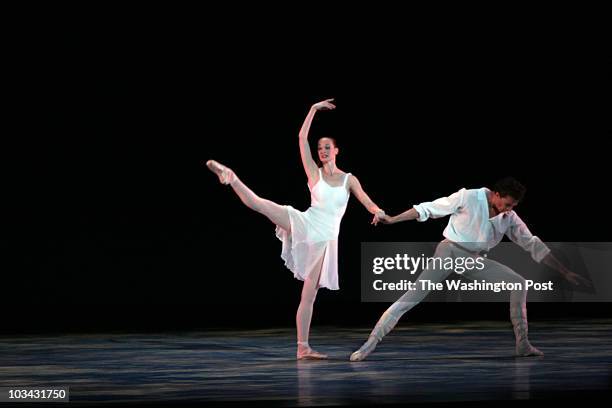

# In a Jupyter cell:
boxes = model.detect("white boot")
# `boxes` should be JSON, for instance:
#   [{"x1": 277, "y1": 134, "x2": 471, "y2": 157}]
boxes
[
  {"x1": 511, "y1": 304, "x2": 544, "y2": 357},
  {"x1": 350, "y1": 311, "x2": 400, "y2": 361},
  {"x1": 350, "y1": 336, "x2": 379, "y2": 362}
]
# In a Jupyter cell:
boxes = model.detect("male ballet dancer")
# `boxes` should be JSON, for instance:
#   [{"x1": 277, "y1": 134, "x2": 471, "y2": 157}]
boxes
[{"x1": 351, "y1": 177, "x2": 589, "y2": 361}]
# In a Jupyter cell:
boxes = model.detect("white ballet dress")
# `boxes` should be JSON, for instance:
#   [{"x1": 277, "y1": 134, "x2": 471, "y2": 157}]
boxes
[{"x1": 275, "y1": 168, "x2": 351, "y2": 290}]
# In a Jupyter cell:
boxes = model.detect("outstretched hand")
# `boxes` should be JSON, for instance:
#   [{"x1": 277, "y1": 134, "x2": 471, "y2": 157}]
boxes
[
  {"x1": 312, "y1": 99, "x2": 336, "y2": 111},
  {"x1": 562, "y1": 269, "x2": 592, "y2": 287}
]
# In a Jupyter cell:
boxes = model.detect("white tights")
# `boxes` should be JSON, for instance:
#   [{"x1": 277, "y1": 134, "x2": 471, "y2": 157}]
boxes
[{"x1": 361, "y1": 241, "x2": 542, "y2": 357}]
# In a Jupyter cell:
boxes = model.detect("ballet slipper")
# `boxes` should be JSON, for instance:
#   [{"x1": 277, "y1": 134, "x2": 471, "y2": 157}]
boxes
[
  {"x1": 515, "y1": 340, "x2": 544, "y2": 357},
  {"x1": 350, "y1": 311, "x2": 399, "y2": 361},
  {"x1": 350, "y1": 336, "x2": 378, "y2": 362},
  {"x1": 296, "y1": 341, "x2": 328, "y2": 360},
  {"x1": 206, "y1": 160, "x2": 236, "y2": 185}
]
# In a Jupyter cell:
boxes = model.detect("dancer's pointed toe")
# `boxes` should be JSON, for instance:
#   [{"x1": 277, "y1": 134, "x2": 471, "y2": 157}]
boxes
[
  {"x1": 206, "y1": 159, "x2": 235, "y2": 185},
  {"x1": 350, "y1": 337, "x2": 378, "y2": 362},
  {"x1": 349, "y1": 350, "x2": 365, "y2": 362}
]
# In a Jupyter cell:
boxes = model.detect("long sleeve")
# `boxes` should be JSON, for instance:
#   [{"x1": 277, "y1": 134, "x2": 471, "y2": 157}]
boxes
[
  {"x1": 506, "y1": 213, "x2": 551, "y2": 263},
  {"x1": 413, "y1": 188, "x2": 466, "y2": 222}
]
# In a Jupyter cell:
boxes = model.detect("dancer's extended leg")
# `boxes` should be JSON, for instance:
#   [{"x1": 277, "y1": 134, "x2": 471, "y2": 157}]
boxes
[
  {"x1": 208, "y1": 159, "x2": 328, "y2": 359},
  {"x1": 350, "y1": 246, "x2": 453, "y2": 361},
  {"x1": 206, "y1": 160, "x2": 291, "y2": 231}
]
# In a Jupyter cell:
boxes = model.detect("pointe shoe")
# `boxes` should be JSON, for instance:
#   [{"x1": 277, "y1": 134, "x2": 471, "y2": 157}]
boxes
[
  {"x1": 206, "y1": 160, "x2": 236, "y2": 185},
  {"x1": 516, "y1": 340, "x2": 544, "y2": 357},
  {"x1": 350, "y1": 337, "x2": 378, "y2": 362},
  {"x1": 296, "y1": 342, "x2": 328, "y2": 360},
  {"x1": 297, "y1": 348, "x2": 329, "y2": 360}
]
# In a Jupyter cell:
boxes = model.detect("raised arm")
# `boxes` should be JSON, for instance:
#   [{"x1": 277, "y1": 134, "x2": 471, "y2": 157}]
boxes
[{"x1": 299, "y1": 99, "x2": 335, "y2": 184}]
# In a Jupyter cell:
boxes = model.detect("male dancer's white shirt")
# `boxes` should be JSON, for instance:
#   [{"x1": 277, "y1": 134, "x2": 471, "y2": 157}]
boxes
[{"x1": 413, "y1": 187, "x2": 550, "y2": 262}]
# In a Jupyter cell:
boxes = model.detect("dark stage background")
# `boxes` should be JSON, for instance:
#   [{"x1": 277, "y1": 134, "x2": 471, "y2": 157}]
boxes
[{"x1": 4, "y1": 27, "x2": 610, "y2": 333}]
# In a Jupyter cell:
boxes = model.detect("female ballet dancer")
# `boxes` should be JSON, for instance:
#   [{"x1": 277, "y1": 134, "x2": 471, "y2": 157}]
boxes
[{"x1": 206, "y1": 99, "x2": 385, "y2": 360}]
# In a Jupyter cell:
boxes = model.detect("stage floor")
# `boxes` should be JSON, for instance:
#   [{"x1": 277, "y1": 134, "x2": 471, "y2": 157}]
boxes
[{"x1": 1, "y1": 319, "x2": 611, "y2": 406}]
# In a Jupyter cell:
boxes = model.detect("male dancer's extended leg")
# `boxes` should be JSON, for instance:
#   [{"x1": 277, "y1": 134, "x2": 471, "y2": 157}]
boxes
[{"x1": 350, "y1": 244, "x2": 453, "y2": 361}]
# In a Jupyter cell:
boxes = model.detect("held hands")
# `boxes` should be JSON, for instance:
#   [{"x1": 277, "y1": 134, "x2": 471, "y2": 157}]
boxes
[
  {"x1": 312, "y1": 99, "x2": 336, "y2": 111},
  {"x1": 371, "y1": 210, "x2": 392, "y2": 226}
]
